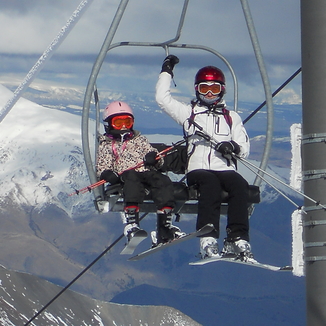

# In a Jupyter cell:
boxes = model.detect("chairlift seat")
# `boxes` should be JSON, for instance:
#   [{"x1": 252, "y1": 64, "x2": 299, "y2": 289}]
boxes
[{"x1": 94, "y1": 142, "x2": 260, "y2": 214}]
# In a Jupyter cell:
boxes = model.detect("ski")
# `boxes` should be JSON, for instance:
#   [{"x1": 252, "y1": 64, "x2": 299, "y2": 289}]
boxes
[
  {"x1": 189, "y1": 254, "x2": 293, "y2": 272},
  {"x1": 120, "y1": 229, "x2": 148, "y2": 255},
  {"x1": 128, "y1": 224, "x2": 214, "y2": 261}
]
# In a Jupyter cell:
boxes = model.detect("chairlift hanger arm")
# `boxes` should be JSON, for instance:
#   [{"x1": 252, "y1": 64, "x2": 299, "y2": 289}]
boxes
[
  {"x1": 240, "y1": 0, "x2": 273, "y2": 187},
  {"x1": 161, "y1": 0, "x2": 189, "y2": 47}
]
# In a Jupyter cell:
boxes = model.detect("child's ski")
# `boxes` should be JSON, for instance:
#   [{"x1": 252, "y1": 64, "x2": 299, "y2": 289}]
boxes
[{"x1": 128, "y1": 224, "x2": 214, "y2": 261}]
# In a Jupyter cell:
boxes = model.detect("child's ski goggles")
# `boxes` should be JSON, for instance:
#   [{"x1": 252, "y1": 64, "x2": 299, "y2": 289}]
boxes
[
  {"x1": 197, "y1": 82, "x2": 222, "y2": 95},
  {"x1": 111, "y1": 115, "x2": 134, "y2": 129}
]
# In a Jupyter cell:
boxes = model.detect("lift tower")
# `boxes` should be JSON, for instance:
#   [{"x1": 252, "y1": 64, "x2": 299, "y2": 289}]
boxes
[{"x1": 301, "y1": 1, "x2": 326, "y2": 325}]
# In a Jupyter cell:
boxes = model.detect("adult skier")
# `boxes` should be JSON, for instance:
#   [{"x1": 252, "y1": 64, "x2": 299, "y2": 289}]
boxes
[
  {"x1": 96, "y1": 101, "x2": 184, "y2": 248},
  {"x1": 155, "y1": 55, "x2": 254, "y2": 261}
]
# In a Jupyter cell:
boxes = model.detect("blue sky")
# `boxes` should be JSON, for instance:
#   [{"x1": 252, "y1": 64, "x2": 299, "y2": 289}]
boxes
[{"x1": 0, "y1": 0, "x2": 301, "y2": 106}]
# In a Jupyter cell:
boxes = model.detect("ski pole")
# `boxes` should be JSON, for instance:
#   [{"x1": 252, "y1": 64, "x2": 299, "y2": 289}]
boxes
[
  {"x1": 68, "y1": 179, "x2": 107, "y2": 196},
  {"x1": 188, "y1": 118, "x2": 220, "y2": 146},
  {"x1": 187, "y1": 118, "x2": 325, "y2": 210},
  {"x1": 69, "y1": 138, "x2": 187, "y2": 196},
  {"x1": 235, "y1": 155, "x2": 326, "y2": 210},
  {"x1": 120, "y1": 138, "x2": 187, "y2": 174},
  {"x1": 236, "y1": 156, "x2": 304, "y2": 211}
]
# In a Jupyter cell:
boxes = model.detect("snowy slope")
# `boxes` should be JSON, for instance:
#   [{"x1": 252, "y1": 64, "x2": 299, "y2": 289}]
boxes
[{"x1": 0, "y1": 84, "x2": 93, "y2": 218}]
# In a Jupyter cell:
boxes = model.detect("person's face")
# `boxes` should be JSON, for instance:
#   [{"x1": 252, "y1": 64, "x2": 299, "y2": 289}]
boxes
[{"x1": 204, "y1": 91, "x2": 218, "y2": 100}]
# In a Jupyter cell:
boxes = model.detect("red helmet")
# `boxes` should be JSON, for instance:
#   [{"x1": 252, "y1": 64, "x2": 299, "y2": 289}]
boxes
[
  {"x1": 194, "y1": 66, "x2": 225, "y2": 85},
  {"x1": 194, "y1": 66, "x2": 226, "y2": 107}
]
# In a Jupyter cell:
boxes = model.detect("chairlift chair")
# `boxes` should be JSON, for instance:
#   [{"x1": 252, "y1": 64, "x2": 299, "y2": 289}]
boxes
[{"x1": 82, "y1": 0, "x2": 267, "y2": 216}]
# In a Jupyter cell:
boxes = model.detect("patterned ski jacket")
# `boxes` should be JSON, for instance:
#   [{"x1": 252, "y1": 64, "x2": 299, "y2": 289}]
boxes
[
  {"x1": 155, "y1": 72, "x2": 250, "y2": 173},
  {"x1": 96, "y1": 130, "x2": 162, "y2": 177}
]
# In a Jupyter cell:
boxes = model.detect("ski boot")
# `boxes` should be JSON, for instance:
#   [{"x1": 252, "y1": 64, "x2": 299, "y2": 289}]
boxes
[
  {"x1": 123, "y1": 206, "x2": 146, "y2": 243},
  {"x1": 199, "y1": 237, "x2": 220, "y2": 259},
  {"x1": 151, "y1": 207, "x2": 185, "y2": 247},
  {"x1": 221, "y1": 237, "x2": 256, "y2": 262}
]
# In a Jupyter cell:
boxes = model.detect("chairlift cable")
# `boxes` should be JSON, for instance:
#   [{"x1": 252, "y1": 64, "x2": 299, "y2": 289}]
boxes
[
  {"x1": 0, "y1": 0, "x2": 94, "y2": 124},
  {"x1": 243, "y1": 67, "x2": 302, "y2": 125}
]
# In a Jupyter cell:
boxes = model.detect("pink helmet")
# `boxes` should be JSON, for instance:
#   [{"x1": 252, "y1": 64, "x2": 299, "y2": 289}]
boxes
[{"x1": 103, "y1": 101, "x2": 134, "y2": 121}]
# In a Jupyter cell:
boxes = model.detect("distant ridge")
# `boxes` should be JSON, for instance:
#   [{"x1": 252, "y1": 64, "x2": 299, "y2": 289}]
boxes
[{"x1": 0, "y1": 264, "x2": 201, "y2": 326}]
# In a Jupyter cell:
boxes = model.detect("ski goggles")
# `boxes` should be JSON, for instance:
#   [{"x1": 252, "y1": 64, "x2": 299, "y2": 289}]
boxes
[
  {"x1": 197, "y1": 82, "x2": 222, "y2": 95},
  {"x1": 111, "y1": 115, "x2": 134, "y2": 129}
]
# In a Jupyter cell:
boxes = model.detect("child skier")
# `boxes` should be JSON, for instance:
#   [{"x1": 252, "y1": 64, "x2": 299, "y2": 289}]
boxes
[{"x1": 96, "y1": 101, "x2": 184, "y2": 250}]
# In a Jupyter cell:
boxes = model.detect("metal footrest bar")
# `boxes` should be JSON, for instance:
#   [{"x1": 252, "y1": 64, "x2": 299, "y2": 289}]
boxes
[
  {"x1": 304, "y1": 205, "x2": 326, "y2": 212},
  {"x1": 305, "y1": 256, "x2": 326, "y2": 262},
  {"x1": 302, "y1": 132, "x2": 326, "y2": 144},
  {"x1": 305, "y1": 242, "x2": 326, "y2": 248},
  {"x1": 303, "y1": 169, "x2": 326, "y2": 181},
  {"x1": 304, "y1": 220, "x2": 326, "y2": 227}
]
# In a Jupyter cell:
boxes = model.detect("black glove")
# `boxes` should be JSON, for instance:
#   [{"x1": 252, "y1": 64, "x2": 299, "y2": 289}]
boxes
[
  {"x1": 161, "y1": 55, "x2": 179, "y2": 77},
  {"x1": 215, "y1": 141, "x2": 240, "y2": 156},
  {"x1": 100, "y1": 169, "x2": 120, "y2": 184},
  {"x1": 144, "y1": 151, "x2": 158, "y2": 166}
]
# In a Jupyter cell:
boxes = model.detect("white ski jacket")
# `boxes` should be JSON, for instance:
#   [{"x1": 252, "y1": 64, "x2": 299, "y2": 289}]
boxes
[{"x1": 156, "y1": 72, "x2": 250, "y2": 173}]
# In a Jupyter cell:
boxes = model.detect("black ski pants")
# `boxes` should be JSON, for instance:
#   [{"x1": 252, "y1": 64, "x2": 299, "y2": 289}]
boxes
[
  {"x1": 121, "y1": 170, "x2": 175, "y2": 210},
  {"x1": 187, "y1": 169, "x2": 250, "y2": 241}
]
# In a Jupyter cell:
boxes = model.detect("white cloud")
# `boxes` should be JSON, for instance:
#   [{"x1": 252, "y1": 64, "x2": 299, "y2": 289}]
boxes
[
  {"x1": 0, "y1": 0, "x2": 300, "y2": 56},
  {"x1": 274, "y1": 88, "x2": 302, "y2": 105},
  {"x1": 0, "y1": 0, "x2": 301, "y2": 105}
]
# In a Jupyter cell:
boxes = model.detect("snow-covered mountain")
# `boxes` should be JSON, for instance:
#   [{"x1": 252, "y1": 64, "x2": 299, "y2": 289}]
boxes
[
  {"x1": 0, "y1": 84, "x2": 305, "y2": 326},
  {"x1": 0, "y1": 84, "x2": 93, "y2": 218}
]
